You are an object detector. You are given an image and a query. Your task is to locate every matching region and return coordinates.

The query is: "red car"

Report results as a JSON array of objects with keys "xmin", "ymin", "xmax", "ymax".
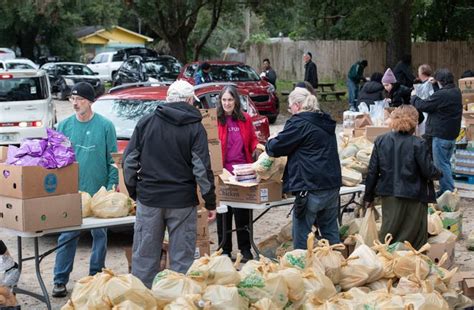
[
  {"xmin": 178, "ymin": 61, "xmax": 279, "ymax": 123},
  {"xmin": 92, "ymin": 82, "xmax": 270, "ymax": 152}
]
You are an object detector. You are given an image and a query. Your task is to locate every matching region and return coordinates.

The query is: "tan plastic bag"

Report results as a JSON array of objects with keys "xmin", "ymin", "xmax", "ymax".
[
  {"xmin": 357, "ymin": 208, "xmax": 379, "ymax": 248},
  {"xmin": 151, "ymin": 269, "xmax": 203, "ymax": 307},
  {"xmin": 426, "ymin": 253, "xmax": 458, "ymax": 293},
  {"xmin": 279, "ymin": 233, "xmax": 325, "ymax": 274},
  {"xmin": 302, "ymin": 269, "xmax": 337, "ymax": 305},
  {"xmin": 356, "ymin": 149, "xmax": 372, "ymax": 166},
  {"xmin": 393, "ymin": 242, "xmax": 431, "ymax": 280},
  {"xmin": 202, "ymin": 285, "xmax": 249, "ymax": 309},
  {"xmin": 341, "ymin": 167, "xmax": 362, "ymax": 187},
  {"xmin": 68, "ymin": 269, "xmax": 114, "ymax": 309},
  {"xmin": 252, "ymin": 152, "xmax": 287, "ymax": 181},
  {"xmin": 393, "ymin": 260, "xmax": 425, "ymax": 295},
  {"xmin": 402, "ymin": 282, "xmax": 449, "ymax": 310},
  {"xmin": 313, "ymin": 240, "xmax": 346, "ymax": 285},
  {"xmin": 237, "ymin": 269, "xmax": 288, "ymax": 308},
  {"xmin": 345, "ymin": 159, "xmax": 368, "ymax": 175},
  {"xmin": 277, "ymin": 267, "xmax": 305, "ymax": 303},
  {"xmin": 371, "ymin": 234, "xmax": 398, "ymax": 279},
  {"xmin": 249, "ymin": 298, "xmax": 278, "ymax": 310},
  {"xmin": 367, "ymin": 278, "xmax": 390, "ymax": 291},
  {"xmin": 365, "ymin": 280, "xmax": 405, "ymax": 309},
  {"xmin": 304, "ymin": 288, "xmax": 367, "ymax": 309},
  {"xmin": 187, "ymin": 251, "xmax": 241, "ymax": 286},
  {"xmin": 163, "ymin": 294, "xmax": 209, "ymax": 310},
  {"xmin": 347, "ymin": 235, "xmax": 384, "ymax": 284},
  {"xmin": 428, "ymin": 211, "xmax": 443, "ymax": 236},
  {"xmin": 80, "ymin": 191, "xmax": 92, "ymax": 218},
  {"xmin": 104, "ymin": 273, "xmax": 157, "ymax": 309},
  {"xmin": 90, "ymin": 186, "xmax": 131, "ymax": 218}
]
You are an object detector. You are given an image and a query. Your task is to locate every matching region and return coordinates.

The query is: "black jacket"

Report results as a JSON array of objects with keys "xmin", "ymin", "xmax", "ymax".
[
  {"xmin": 358, "ymin": 81, "xmax": 384, "ymax": 105},
  {"xmin": 123, "ymin": 101, "xmax": 216, "ymax": 210},
  {"xmin": 364, "ymin": 131, "xmax": 440, "ymax": 203},
  {"xmin": 387, "ymin": 83, "xmax": 411, "ymax": 107},
  {"xmin": 266, "ymin": 111, "xmax": 341, "ymax": 193},
  {"xmin": 411, "ymin": 84, "xmax": 463, "ymax": 140},
  {"xmin": 264, "ymin": 68, "xmax": 277, "ymax": 87},
  {"xmin": 393, "ymin": 61, "xmax": 415, "ymax": 88},
  {"xmin": 304, "ymin": 61, "xmax": 318, "ymax": 89}
]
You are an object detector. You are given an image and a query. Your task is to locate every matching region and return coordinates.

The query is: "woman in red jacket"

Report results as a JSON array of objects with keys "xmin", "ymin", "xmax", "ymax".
[{"xmin": 217, "ymin": 85, "xmax": 259, "ymax": 261}]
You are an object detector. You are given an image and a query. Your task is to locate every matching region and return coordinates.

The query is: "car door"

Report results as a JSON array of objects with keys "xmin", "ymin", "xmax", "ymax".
[{"xmin": 43, "ymin": 64, "xmax": 60, "ymax": 92}]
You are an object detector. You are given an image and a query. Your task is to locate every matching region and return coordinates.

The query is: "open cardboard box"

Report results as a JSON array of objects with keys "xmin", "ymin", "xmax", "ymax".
[
  {"xmin": 452, "ymin": 271, "xmax": 474, "ymax": 299},
  {"xmin": 426, "ymin": 241, "xmax": 455, "ymax": 268},
  {"xmin": 218, "ymin": 169, "xmax": 282, "ymax": 204}
]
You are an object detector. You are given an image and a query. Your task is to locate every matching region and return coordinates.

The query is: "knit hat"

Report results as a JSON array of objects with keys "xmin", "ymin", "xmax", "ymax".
[
  {"xmin": 71, "ymin": 82, "xmax": 95, "ymax": 102},
  {"xmin": 382, "ymin": 68, "xmax": 397, "ymax": 84},
  {"xmin": 166, "ymin": 80, "xmax": 195, "ymax": 102}
]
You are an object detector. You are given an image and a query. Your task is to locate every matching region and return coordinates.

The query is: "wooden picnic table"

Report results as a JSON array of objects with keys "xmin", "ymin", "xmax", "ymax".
[{"xmin": 280, "ymin": 81, "xmax": 346, "ymax": 101}]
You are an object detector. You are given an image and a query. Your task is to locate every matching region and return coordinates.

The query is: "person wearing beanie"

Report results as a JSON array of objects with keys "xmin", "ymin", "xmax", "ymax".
[
  {"xmin": 347, "ymin": 59, "xmax": 368, "ymax": 111},
  {"xmin": 123, "ymin": 80, "xmax": 216, "ymax": 288},
  {"xmin": 303, "ymin": 52, "xmax": 318, "ymax": 89},
  {"xmin": 52, "ymin": 82, "xmax": 118, "ymax": 298},
  {"xmin": 411, "ymin": 68, "xmax": 463, "ymax": 197}
]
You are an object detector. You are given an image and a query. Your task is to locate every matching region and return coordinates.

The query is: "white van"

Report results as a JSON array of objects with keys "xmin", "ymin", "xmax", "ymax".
[{"xmin": 0, "ymin": 69, "xmax": 56, "ymax": 145}]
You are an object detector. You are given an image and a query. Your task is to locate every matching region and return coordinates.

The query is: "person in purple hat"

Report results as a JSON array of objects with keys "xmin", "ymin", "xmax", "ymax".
[{"xmin": 382, "ymin": 68, "xmax": 411, "ymax": 107}]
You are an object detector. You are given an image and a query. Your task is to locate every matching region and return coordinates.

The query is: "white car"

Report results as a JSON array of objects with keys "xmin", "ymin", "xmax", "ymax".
[
  {"xmin": 0, "ymin": 58, "xmax": 38, "ymax": 70},
  {"xmin": 87, "ymin": 52, "xmax": 123, "ymax": 82},
  {"xmin": 0, "ymin": 70, "xmax": 56, "ymax": 145},
  {"xmin": 0, "ymin": 48, "xmax": 15, "ymax": 60}
]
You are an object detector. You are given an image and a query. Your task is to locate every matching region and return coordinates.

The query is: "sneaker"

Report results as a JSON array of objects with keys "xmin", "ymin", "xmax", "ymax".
[
  {"xmin": 52, "ymin": 283, "xmax": 68, "ymax": 298},
  {"xmin": 0, "ymin": 255, "xmax": 20, "ymax": 287}
]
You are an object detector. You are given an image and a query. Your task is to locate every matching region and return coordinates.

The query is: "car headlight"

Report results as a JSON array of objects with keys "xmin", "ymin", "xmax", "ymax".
[
  {"xmin": 64, "ymin": 78, "xmax": 75, "ymax": 86},
  {"xmin": 267, "ymin": 84, "xmax": 275, "ymax": 93}
]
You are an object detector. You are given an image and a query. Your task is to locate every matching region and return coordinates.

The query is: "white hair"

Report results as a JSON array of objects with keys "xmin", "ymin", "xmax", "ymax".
[
  {"xmin": 289, "ymin": 87, "xmax": 320, "ymax": 113},
  {"xmin": 166, "ymin": 80, "xmax": 195, "ymax": 102}
]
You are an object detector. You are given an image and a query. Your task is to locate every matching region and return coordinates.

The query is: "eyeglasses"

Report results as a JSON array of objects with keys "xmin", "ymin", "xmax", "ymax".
[{"xmin": 69, "ymin": 96, "xmax": 87, "ymax": 102}]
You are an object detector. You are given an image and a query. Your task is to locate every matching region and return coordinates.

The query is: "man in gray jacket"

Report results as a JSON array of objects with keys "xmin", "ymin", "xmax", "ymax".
[{"xmin": 123, "ymin": 80, "xmax": 216, "ymax": 288}]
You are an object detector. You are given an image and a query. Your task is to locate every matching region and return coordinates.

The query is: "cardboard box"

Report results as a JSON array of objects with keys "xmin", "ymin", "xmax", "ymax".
[
  {"xmin": 452, "ymin": 271, "xmax": 474, "ymax": 299},
  {"xmin": 0, "ymin": 146, "xmax": 7, "ymax": 162},
  {"xmin": 197, "ymin": 208, "xmax": 209, "ymax": 240},
  {"xmin": 426, "ymin": 241, "xmax": 455, "ymax": 268},
  {"xmin": 0, "ymin": 163, "xmax": 79, "ymax": 199},
  {"xmin": 466, "ymin": 124, "xmax": 474, "ymax": 141},
  {"xmin": 353, "ymin": 128, "xmax": 365, "ymax": 138},
  {"xmin": 200, "ymin": 109, "xmax": 218, "ymax": 140},
  {"xmin": 0, "ymin": 193, "xmax": 82, "ymax": 232},
  {"xmin": 442, "ymin": 211, "xmax": 463, "ymax": 240},
  {"xmin": 218, "ymin": 177, "xmax": 282, "ymax": 204},
  {"xmin": 354, "ymin": 114, "xmax": 373, "ymax": 129},
  {"xmin": 208, "ymin": 139, "xmax": 223, "ymax": 175},
  {"xmin": 463, "ymin": 111, "xmax": 474, "ymax": 126},
  {"xmin": 459, "ymin": 78, "xmax": 474, "ymax": 107},
  {"xmin": 365, "ymin": 126, "xmax": 391, "ymax": 143},
  {"xmin": 195, "ymin": 238, "xmax": 210, "ymax": 258}
]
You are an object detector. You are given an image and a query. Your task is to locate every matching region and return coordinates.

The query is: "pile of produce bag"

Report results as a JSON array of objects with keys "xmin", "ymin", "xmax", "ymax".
[
  {"xmin": 87, "ymin": 186, "xmax": 134, "ymax": 218},
  {"xmin": 6, "ymin": 128, "xmax": 75, "ymax": 168}
]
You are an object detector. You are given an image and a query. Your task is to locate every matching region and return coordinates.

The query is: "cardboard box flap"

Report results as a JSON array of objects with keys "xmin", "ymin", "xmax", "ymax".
[
  {"xmin": 452, "ymin": 271, "xmax": 474, "ymax": 283},
  {"xmin": 464, "ymin": 111, "xmax": 474, "ymax": 120},
  {"xmin": 219, "ymin": 169, "xmax": 259, "ymax": 187},
  {"xmin": 466, "ymin": 279, "xmax": 474, "ymax": 288}
]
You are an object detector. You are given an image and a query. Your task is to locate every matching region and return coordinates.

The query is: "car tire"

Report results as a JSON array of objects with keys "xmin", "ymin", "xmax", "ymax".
[{"xmin": 268, "ymin": 115, "xmax": 278, "ymax": 124}]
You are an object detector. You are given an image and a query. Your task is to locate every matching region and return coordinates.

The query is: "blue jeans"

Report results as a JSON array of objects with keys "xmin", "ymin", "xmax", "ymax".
[
  {"xmin": 432, "ymin": 137, "xmax": 456, "ymax": 196},
  {"xmin": 53, "ymin": 228, "xmax": 107, "ymax": 285},
  {"xmin": 347, "ymin": 79, "xmax": 359, "ymax": 110},
  {"xmin": 292, "ymin": 188, "xmax": 340, "ymax": 249}
]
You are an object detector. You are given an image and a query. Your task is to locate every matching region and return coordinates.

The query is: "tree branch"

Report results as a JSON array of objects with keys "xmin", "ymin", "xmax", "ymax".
[{"xmin": 193, "ymin": 0, "xmax": 224, "ymax": 60}]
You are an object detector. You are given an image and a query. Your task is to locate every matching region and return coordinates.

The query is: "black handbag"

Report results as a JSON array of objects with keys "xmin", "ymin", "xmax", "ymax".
[{"xmin": 293, "ymin": 191, "xmax": 308, "ymax": 219}]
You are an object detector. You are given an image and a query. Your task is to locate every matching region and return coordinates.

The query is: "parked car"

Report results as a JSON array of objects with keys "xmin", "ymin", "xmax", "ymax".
[
  {"xmin": 93, "ymin": 82, "xmax": 270, "ymax": 152},
  {"xmin": 112, "ymin": 55, "xmax": 182, "ymax": 87},
  {"xmin": 0, "ymin": 58, "xmax": 38, "ymax": 70},
  {"xmin": 40, "ymin": 62, "xmax": 105, "ymax": 100},
  {"xmin": 0, "ymin": 69, "xmax": 56, "ymax": 145},
  {"xmin": 178, "ymin": 61, "xmax": 279, "ymax": 123},
  {"xmin": 0, "ymin": 48, "xmax": 16, "ymax": 60},
  {"xmin": 88, "ymin": 51, "xmax": 123, "ymax": 82}
]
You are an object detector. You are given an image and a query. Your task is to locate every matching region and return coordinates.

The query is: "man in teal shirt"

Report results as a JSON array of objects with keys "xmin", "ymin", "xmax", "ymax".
[{"xmin": 52, "ymin": 82, "xmax": 118, "ymax": 298}]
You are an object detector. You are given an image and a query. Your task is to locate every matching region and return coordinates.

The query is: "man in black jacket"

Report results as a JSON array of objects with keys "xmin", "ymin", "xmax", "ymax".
[
  {"xmin": 411, "ymin": 68, "xmax": 462, "ymax": 196},
  {"xmin": 303, "ymin": 52, "xmax": 318, "ymax": 89},
  {"xmin": 266, "ymin": 87, "xmax": 341, "ymax": 248},
  {"xmin": 123, "ymin": 80, "xmax": 216, "ymax": 288}
]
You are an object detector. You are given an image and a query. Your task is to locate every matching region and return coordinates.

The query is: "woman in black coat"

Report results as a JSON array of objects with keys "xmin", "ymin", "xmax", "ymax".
[{"xmin": 358, "ymin": 72, "xmax": 384, "ymax": 105}]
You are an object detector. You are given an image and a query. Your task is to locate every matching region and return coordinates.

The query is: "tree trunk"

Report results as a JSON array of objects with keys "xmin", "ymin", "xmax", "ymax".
[
  {"xmin": 18, "ymin": 30, "xmax": 37, "ymax": 59},
  {"xmin": 168, "ymin": 36, "xmax": 188, "ymax": 64},
  {"xmin": 386, "ymin": 0, "xmax": 413, "ymax": 68}
]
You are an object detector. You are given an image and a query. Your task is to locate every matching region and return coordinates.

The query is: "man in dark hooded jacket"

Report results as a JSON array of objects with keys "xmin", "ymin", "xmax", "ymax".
[
  {"xmin": 411, "ymin": 68, "xmax": 462, "ymax": 196},
  {"xmin": 266, "ymin": 87, "xmax": 341, "ymax": 248},
  {"xmin": 358, "ymin": 72, "xmax": 384, "ymax": 105},
  {"xmin": 393, "ymin": 54, "xmax": 416, "ymax": 88},
  {"xmin": 123, "ymin": 80, "xmax": 216, "ymax": 288}
]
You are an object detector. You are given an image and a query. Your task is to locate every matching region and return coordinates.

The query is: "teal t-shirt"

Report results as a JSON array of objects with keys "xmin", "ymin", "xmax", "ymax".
[{"xmin": 58, "ymin": 113, "xmax": 118, "ymax": 196}]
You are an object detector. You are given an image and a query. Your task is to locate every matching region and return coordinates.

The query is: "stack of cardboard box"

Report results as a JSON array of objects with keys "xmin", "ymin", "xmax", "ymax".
[
  {"xmin": 0, "ymin": 146, "xmax": 82, "ymax": 232},
  {"xmin": 459, "ymin": 77, "xmax": 474, "ymax": 110},
  {"xmin": 342, "ymin": 112, "xmax": 391, "ymax": 142}
]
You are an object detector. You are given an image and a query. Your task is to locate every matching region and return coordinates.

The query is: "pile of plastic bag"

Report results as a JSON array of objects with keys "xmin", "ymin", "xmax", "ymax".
[
  {"xmin": 81, "ymin": 186, "xmax": 134, "ymax": 218},
  {"xmin": 339, "ymin": 136, "xmax": 374, "ymax": 186},
  {"xmin": 427, "ymin": 191, "xmax": 462, "ymax": 243},
  {"xmin": 63, "ymin": 231, "xmax": 473, "ymax": 309},
  {"xmin": 6, "ymin": 128, "xmax": 75, "ymax": 168}
]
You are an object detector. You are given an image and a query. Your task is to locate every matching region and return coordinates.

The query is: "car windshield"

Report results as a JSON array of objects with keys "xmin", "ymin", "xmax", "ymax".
[
  {"xmin": 57, "ymin": 64, "xmax": 94, "ymax": 76},
  {"xmin": 187, "ymin": 64, "xmax": 260, "ymax": 82},
  {"xmin": 144, "ymin": 59, "xmax": 182, "ymax": 82},
  {"xmin": 92, "ymin": 99, "xmax": 165, "ymax": 138},
  {"xmin": 0, "ymin": 76, "xmax": 49, "ymax": 101}
]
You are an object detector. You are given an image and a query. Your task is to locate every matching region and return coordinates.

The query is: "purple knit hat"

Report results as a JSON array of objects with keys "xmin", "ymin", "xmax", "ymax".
[{"xmin": 382, "ymin": 68, "xmax": 397, "ymax": 84}]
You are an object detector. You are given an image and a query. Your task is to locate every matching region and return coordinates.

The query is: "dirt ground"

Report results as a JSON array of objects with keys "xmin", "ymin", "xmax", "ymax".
[{"xmin": 0, "ymin": 99, "xmax": 472, "ymax": 309}]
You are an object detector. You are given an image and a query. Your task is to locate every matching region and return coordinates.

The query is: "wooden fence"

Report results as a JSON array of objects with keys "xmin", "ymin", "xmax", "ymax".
[{"xmin": 245, "ymin": 39, "xmax": 474, "ymax": 83}]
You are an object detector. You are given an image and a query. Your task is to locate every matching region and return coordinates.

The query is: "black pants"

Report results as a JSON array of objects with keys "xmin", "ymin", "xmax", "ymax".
[
  {"xmin": 0, "ymin": 240, "xmax": 7, "ymax": 255},
  {"xmin": 216, "ymin": 207, "xmax": 251, "ymax": 253}
]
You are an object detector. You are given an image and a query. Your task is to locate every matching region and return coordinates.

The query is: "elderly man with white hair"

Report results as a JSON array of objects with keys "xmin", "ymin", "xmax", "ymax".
[
  {"xmin": 266, "ymin": 87, "xmax": 342, "ymax": 249},
  {"xmin": 123, "ymin": 80, "xmax": 217, "ymax": 287}
]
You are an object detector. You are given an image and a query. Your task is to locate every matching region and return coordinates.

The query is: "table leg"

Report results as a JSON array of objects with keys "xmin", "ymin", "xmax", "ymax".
[
  {"xmin": 246, "ymin": 210, "xmax": 261, "ymax": 259},
  {"xmin": 217, "ymin": 211, "xmax": 227, "ymax": 251}
]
